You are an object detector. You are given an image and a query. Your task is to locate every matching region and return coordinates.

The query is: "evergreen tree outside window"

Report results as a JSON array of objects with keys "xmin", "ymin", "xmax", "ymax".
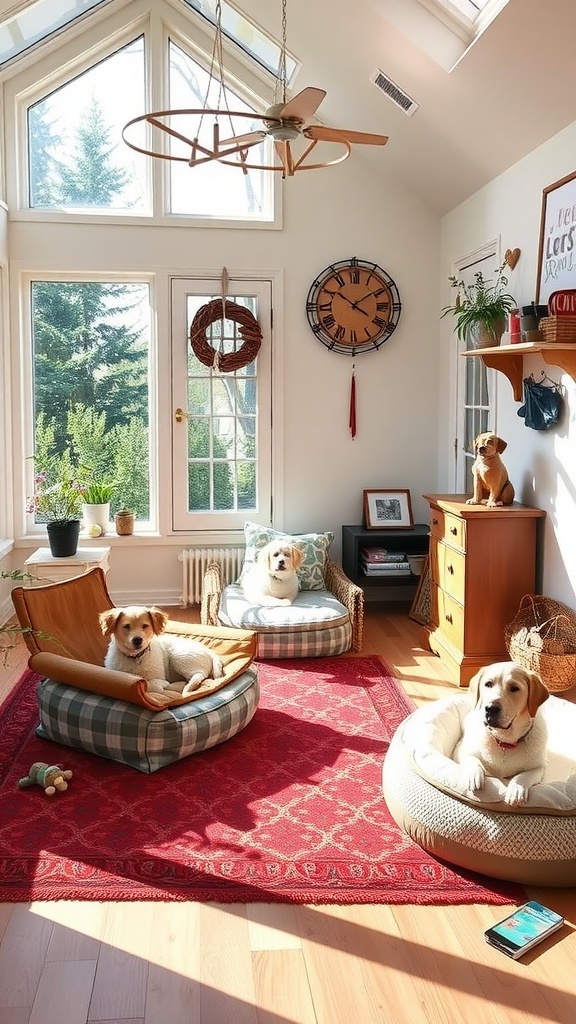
[
  {"xmin": 27, "ymin": 37, "xmax": 147, "ymax": 212},
  {"xmin": 30, "ymin": 281, "xmax": 152, "ymax": 524}
]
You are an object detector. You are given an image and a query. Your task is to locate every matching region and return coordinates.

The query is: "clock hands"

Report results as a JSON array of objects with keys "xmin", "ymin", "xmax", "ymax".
[
  {"xmin": 322, "ymin": 288, "xmax": 371, "ymax": 317},
  {"xmin": 351, "ymin": 287, "xmax": 388, "ymax": 310}
]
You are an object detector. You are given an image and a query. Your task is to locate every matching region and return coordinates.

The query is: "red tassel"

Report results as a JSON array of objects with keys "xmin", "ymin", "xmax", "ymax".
[{"xmin": 349, "ymin": 368, "xmax": 357, "ymax": 439}]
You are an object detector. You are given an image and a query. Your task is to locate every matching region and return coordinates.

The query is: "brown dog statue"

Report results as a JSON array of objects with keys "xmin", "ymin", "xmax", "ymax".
[{"xmin": 467, "ymin": 432, "xmax": 515, "ymax": 507}]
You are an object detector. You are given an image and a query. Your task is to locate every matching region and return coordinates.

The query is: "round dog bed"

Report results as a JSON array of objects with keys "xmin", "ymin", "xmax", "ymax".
[
  {"xmin": 36, "ymin": 667, "xmax": 260, "ymax": 773},
  {"xmin": 382, "ymin": 693, "xmax": 576, "ymax": 886}
]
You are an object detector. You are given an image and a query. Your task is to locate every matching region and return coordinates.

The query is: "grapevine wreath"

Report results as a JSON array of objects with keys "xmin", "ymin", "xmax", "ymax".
[{"xmin": 190, "ymin": 298, "xmax": 262, "ymax": 372}]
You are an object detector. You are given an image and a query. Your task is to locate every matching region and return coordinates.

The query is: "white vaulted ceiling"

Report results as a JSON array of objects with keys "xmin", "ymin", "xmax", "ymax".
[{"xmin": 1, "ymin": 0, "xmax": 574, "ymax": 215}]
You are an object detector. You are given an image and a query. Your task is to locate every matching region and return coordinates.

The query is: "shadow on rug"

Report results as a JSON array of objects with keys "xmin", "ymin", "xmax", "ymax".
[{"xmin": 0, "ymin": 655, "xmax": 523, "ymax": 904}]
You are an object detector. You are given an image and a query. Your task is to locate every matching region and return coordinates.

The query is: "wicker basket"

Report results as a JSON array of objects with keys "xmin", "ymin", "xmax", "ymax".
[
  {"xmin": 505, "ymin": 594, "xmax": 576, "ymax": 692},
  {"xmin": 114, "ymin": 511, "xmax": 135, "ymax": 536},
  {"xmin": 539, "ymin": 315, "xmax": 576, "ymax": 343}
]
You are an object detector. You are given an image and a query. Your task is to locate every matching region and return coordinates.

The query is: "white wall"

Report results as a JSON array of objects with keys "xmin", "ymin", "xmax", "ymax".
[
  {"xmin": 440, "ymin": 121, "xmax": 576, "ymax": 607},
  {"xmin": 5, "ymin": 149, "xmax": 442, "ymax": 606}
]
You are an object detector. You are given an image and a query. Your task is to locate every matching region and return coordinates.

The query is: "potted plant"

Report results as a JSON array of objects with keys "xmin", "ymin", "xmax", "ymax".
[
  {"xmin": 440, "ymin": 259, "xmax": 517, "ymax": 348},
  {"xmin": 81, "ymin": 478, "xmax": 115, "ymax": 537},
  {"xmin": 27, "ymin": 462, "xmax": 84, "ymax": 557}
]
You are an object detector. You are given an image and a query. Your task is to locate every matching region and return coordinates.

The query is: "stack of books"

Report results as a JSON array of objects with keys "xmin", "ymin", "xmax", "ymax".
[{"xmin": 359, "ymin": 547, "xmax": 411, "ymax": 577}]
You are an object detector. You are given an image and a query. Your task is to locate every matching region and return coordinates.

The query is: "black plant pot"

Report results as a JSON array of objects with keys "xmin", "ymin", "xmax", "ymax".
[{"xmin": 46, "ymin": 520, "xmax": 81, "ymax": 557}]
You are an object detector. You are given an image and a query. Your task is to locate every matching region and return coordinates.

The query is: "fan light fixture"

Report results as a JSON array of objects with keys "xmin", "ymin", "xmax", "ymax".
[{"xmin": 122, "ymin": 0, "xmax": 389, "ymax": 178}]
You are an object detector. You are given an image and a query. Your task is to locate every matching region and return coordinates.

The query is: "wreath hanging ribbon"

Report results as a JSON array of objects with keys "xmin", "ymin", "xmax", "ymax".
[{"xmin": 190, "ymin": 299, "xmax": 263, "ymax": 373}]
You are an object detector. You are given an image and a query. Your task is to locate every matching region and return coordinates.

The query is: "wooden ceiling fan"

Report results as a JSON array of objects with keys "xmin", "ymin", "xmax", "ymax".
[{"xmin": 122, "ymin": 0, "xmax": 389, "ymax": 177}]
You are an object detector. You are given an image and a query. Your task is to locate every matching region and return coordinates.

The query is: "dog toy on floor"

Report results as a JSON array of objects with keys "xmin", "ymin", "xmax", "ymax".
[{"xmin": 18, "ymin": 761, "xmax": 73, "ymax": 795}]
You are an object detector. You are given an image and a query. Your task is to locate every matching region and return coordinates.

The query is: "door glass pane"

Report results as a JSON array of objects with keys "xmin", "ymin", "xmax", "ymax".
[{"xmin": 186, "ymin": 293, "xmax": 258, "ymax": 515}]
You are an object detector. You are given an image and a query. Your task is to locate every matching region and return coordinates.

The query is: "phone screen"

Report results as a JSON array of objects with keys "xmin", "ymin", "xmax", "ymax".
[{"xmin": 485, "ymin": 902, "xmax": 564, "ymax": 957}]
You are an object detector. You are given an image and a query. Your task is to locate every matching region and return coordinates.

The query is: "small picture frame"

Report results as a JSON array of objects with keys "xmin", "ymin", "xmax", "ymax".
[{"xmin": 363, "ymin": 489, "xmax": 414, "ymax": 530}]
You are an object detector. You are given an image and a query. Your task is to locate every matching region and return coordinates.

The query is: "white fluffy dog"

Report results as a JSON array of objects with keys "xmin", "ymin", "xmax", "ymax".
[
  {"xmin": 99, "ymin": 605, "xmax": 224, "ymax": 697},
  {"xmin": 241, "ymin": 540, "xmax": 304, "ymax": 606}
]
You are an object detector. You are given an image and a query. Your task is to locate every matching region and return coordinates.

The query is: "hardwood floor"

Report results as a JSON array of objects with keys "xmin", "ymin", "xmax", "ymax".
[{"xmin": 1, "ymin": 602, "xmax": 576, "ymax": 1024}]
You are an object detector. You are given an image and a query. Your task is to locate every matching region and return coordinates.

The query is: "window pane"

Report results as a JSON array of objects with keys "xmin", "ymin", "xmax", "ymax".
[
  {"xmin": 30, "ymin": 281, "xmax": 151, "ymax": 522},
  {"xmin": 186, "ymin": 292, "xmax": 258, "ymax": 514},
  {"xmin": 28, "ymin": 38, "xmax": 147, "ymax": 212},
  {"xmin": 168, "ymin": 40, "xmax": 273, "ymax": 219}
]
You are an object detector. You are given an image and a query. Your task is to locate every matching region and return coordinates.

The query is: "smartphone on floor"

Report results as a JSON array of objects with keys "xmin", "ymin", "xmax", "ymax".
[{"xmin": 484, "ymin": 901, "xmax": 564, "ymax": 960}]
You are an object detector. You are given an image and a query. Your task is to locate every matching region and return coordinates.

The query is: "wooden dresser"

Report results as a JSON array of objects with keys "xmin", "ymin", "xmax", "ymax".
[{"xmin": 423, "ymin": 494, "xmax": 545, "ymax": 687}]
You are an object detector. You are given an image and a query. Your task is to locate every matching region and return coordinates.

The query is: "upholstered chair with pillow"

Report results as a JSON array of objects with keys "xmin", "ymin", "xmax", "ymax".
[
  {"xmin": 12, "ymin": 568, "xmax": 259, "ymax": 772},
  {"xmin": 201, "ymin": 522, "xmax": 364, "ymax": 657}
]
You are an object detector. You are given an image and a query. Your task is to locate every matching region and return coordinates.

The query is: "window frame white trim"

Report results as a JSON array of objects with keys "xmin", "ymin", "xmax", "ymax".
[
  {"xmin": 169, "ymin": 268, "xmax": 284, "ymax": 534},
  {"xmin": 13, "ymin": 266, "xmax": 159, "ymax": 541},
  {"xmin": 3, "ymin": 0, "xmax": 282, "ymax": 229},
  {"xmin": 449, "ymin": 238, "xmax": 501, "ymax": 491}
]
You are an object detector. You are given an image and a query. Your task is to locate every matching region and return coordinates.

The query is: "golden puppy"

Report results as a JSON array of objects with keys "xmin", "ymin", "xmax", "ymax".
[
  {"xmin": 241, "ymin": 540, "xmax": 304, "ymax": 606},
  {"xmin": 467, "ymin": 432, "xmax": 515, "ymax": 507},
  {"xmin": 100, "ymin": 605, "xmax": 224, "ymax": 697},
  {"xmin": 453, "ymin": 661, "xmax": 549, "ymax": 806}
]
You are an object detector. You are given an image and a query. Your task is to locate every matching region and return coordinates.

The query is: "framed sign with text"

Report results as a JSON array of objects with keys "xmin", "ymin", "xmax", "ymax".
[{"xmin": 536, "ymin": 170, "xmax": 576, "ymax": 303}]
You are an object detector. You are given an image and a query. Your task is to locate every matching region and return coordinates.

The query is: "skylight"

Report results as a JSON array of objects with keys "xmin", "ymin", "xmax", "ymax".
[
  {"xmin": 0, "ymin": 0, "xmax": 298, "ymax": 86},
  {"xmin": 182, "ymin": 1, "xmax": 297, "ymax": 84},
  {"xmin": 0, "ymin": 0, "xmax": 112, "ymax": 67}
]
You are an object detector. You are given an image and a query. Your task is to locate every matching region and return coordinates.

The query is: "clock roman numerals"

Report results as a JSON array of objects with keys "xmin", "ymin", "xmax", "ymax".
[{"xmin": 306, "ymin": 257, "xmax": 402, "ymax": 355}]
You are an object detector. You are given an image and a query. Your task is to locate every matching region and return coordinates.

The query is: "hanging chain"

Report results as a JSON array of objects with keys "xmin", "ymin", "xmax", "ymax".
[
  {"xmin": 274, "ymin": 0, "xmax": 288, "ymax": 106},
  {"xmin": 199, "ymin": 0, "xmax": 236, "ymax": 136}
]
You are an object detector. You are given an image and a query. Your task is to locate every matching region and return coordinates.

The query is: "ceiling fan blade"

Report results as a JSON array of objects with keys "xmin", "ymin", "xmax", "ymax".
[
  {"xmin": 280, "ymin": 87, "xmax": 327, "ymax": 122},
  {"xmin": 218, "ymin": 130, "xmax": 266, "ymax": 148},
  {"xmin": 305, "ymin": 125, "xmax": 389, "ymax": 146},
  {"xmin": 275, "ymin": 140, "xmax": 292, "ymax": 177}
]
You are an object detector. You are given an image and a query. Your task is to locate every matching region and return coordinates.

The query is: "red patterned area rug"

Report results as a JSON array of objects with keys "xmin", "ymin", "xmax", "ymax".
[{"xmin": 0, "ymin": 657, "xmax": 521, "ymax": 904}]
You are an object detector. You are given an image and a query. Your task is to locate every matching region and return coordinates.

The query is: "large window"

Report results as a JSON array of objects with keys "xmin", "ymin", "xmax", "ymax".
[
  {"xmin": 171, "ymin": 278, "xmax": 273, "ymax": 531},
  {"xmin": 20, "ymin": 18, "xmax": 276, "ymax": 222},
  {"xmin": 27, "ymin": 38, "xmax": 147, "ymax": 213},
  {"xmin": 168, "ymin": 40, "xmax": 273, "ymax": 219},
  {"xmin": 28, "ymin": 280, "xmax": 152, "ymax": 527}
]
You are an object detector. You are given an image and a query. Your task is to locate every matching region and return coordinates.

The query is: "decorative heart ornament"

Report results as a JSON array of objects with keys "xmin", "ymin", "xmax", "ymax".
[{"xmin": 504, "ymin": 247, "xmax": 520, "ymax": 270}]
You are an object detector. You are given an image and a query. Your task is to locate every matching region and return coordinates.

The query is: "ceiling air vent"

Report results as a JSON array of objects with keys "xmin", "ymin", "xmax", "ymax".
[{"xmin": 370, "ymin": 69, "xmax": 419, "ymax": 116}]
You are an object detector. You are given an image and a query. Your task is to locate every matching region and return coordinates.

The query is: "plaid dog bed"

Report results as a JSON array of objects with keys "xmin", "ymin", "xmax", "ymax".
[
  {"xmin": 218, "ymin": 585, "xmax": 352, "ymax": 658},
  {"xmin": 35, "ymin": 667, "xmax": 259, "ymax": 773}
]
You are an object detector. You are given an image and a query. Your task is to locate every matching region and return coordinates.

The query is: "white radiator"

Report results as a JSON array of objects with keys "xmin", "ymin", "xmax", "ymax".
[{"xmin": 179, "ymin": 546, "xmax": 245, "ymax": 605}]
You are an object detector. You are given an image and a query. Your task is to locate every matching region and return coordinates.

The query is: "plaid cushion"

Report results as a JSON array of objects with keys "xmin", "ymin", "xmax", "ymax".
[
  {"xmin": 254, "ymin": 622, "xmax": 352, "ymax": 659},
  {"xmin": 218, "ymin": 585, "xmax": 352, "ymax": 657},
  {"xmin": 36, "ymin": 667, "xmax": 259, "ymax": 773}
]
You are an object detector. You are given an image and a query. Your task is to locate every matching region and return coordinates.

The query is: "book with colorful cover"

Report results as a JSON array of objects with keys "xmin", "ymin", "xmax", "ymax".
[{"xmin": 360, "ymin": 547, "xmax": 406, "ymax": 563}]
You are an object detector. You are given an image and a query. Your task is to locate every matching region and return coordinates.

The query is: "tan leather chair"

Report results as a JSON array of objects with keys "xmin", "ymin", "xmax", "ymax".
[{"xmin": 12, "ymin": 567, "xmax": 257, "ymax": 711}]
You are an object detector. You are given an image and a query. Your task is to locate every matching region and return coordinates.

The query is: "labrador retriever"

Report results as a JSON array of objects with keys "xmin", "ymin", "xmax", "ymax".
[{"xmin": 453, "ymin": 661, "xmax": 549, "ymax": 806}]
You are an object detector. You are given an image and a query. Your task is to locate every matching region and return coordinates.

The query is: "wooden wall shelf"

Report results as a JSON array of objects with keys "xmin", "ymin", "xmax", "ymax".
[{"xmin": 462, "ymin": 342, "xmax": 576, "ymax": 400}]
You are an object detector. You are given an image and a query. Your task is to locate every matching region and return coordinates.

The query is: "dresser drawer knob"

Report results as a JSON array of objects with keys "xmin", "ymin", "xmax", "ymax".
[
  {"xmin": 450, "ymin": 526, "xmax": 457, "ymax": 535},
  {"xmin": 447, "ymin": 564, "xmax": 454, "ymax": 574},
  {"xmin": 432, "ymin": 517, "xmax": 439, "ymax": 525},
  {"xmin": 445, "ymin": 613, "xmax": 453, "ymax": 624}
]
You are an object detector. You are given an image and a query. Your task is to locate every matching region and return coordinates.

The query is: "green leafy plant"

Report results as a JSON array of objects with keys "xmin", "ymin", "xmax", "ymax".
[
  {"xmin": 0, "ymin": 569, "xmax": 56, "ymax": 666},
  {"xmin": 27, "ymin": 464, "xmax": 85, "ymax": 522},
  {"xmin": 440, "ymin": 259, "xmax": 517, "ymax": 341},
  {"xmin": 82, "ymin": 480, "xmax": 115, "ymax": 504}
]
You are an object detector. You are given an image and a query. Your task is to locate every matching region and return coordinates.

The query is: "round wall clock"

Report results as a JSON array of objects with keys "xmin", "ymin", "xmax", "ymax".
[{"xmin": 306, "ymin": 256, "xmax": 402, "ymax": 355}]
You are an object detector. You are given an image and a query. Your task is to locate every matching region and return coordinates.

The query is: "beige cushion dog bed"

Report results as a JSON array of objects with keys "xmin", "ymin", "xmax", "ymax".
[{"xmin": 383, "ymin": 694, "xmax": 576, "ymax": 886}]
